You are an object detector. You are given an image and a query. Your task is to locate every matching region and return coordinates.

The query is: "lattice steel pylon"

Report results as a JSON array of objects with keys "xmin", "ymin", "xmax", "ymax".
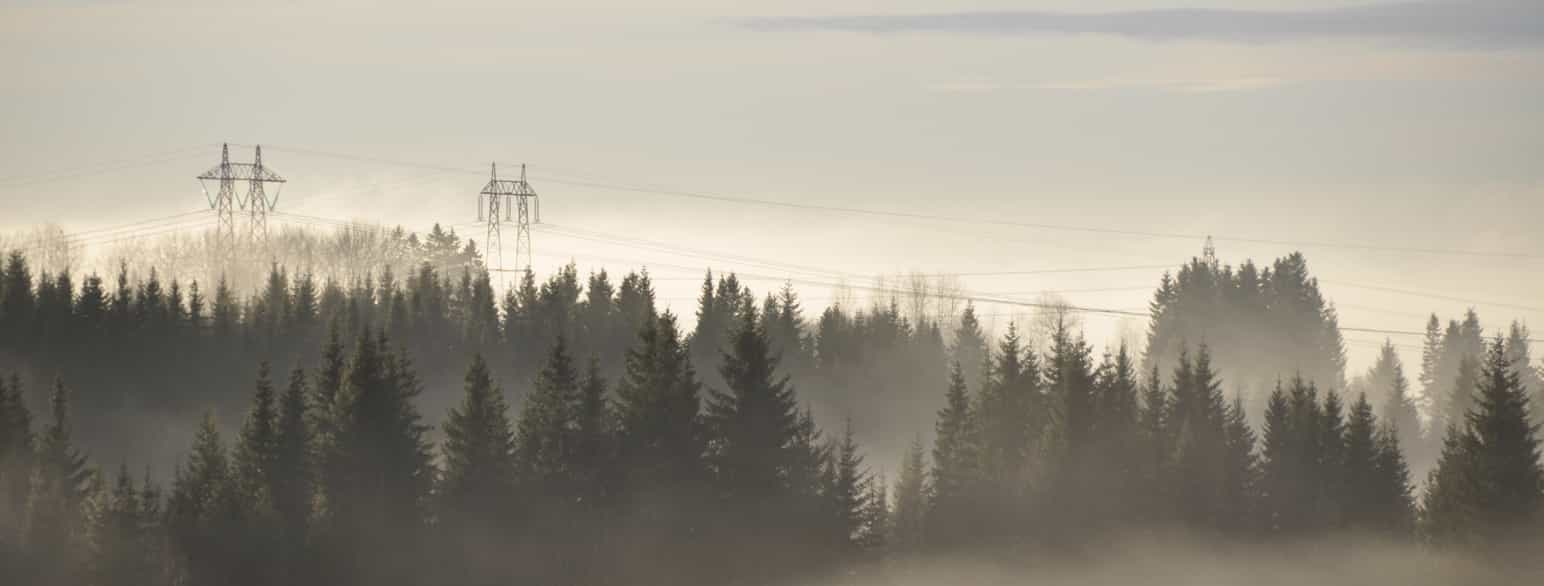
[
  {"xmin": 1202, "ymin": 235, "xmax": 1219, "ymax": 270},
  {"xmin": 197, "ymin": 144, "xmax": 240, "ymax": 253},
  {"xmin": 198, "ymin": 144, "xmax": 286, "ymax": 255},
  {"xmin": 478, "ymin": 162, "xmax": 540, "ymax": 274},
  {"xmin": 243, "ymin": 145, "xmax": 286, "ymax": 248}
]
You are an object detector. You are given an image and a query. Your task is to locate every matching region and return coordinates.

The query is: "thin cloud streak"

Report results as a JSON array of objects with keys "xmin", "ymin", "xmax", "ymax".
[
  {"xmin": 924, "ymin": 77, "xmax": 1290, "ymax": 95},
  {"xmin": 745, "ymin": 1, "xmax": 1544, "ymax": 48}
]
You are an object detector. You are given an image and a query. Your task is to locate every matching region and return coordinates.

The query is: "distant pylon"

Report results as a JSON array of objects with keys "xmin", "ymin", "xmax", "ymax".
[
  {"xmin": 1202, "ymin": 235, "xmax": 1218, "ymax": 269},
  {"xmin": 198, "ymin": 144, "xmax": 286, "ymax": 255},
  {"xmin": 244, "ymin": 145, "xmax": 286, "ymax": 248},
  {"xmin": 478, "ymin": 162, "xmax": 540, "ymax": 274},
  {"xmin": 197, "ymin": 144, "xmax": 239, "ymax": 254}
]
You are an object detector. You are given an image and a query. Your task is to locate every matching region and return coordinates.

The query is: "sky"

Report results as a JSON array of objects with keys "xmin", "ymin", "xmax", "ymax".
[{"xmin": 2, "ymin": 0, "xmax": 1542, "ymax": 377}]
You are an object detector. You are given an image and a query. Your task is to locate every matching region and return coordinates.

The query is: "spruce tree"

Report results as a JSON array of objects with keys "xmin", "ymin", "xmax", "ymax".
[
  {"xmin": 1502, "ymin": 321, "xmax": 1544, "ymax": 427},
  {"xmin": 1137, "ymin": 365, "xmax": 1169, "ymax": 519},
  {"xmin": 614, "ymin": 312, "xmax": 706, "ymax": 503},
  {"xmin": 859, "ymin": 472, "xmax": 890, "ymax": 551},
  {"xmin": 974, "ymin": 324, "xmax": 1041, "ymax": 502},
  {"xmin": 515, "ymin": 338, "xmax": 580, "ymax": 497},
  {"xmin": 890, "ymin": 434, "xmax": 927, "ymax": 550},
  {"xmin": 928, "ymin": 361, "xmax": 976, "ymax": 540},
  {"xmin": 572, "ymin": 357, "xmax": 614, "ymax": 503},
  {"xmin": 1378, "ymin": 349, "xmax": 1423, "ymax": 463},
  {"xmin": 440, "ymin": 353, "xmax": 516, "ymax": 523},
  {"xmin": 1167, "ymin": 347, "xmax": 1229, "ymax": 529},
  {"xmin": 1220, "ymin": 394, "xmax": 1258, "ymax": 533},
  {"xmin": 272, "ymin": 367, "xmax": 312, "ymax": 538},
  {"xmin": 1258, "ymin": 382, "xmax": 1294, "ymax": 534},
  {"xmin": 1422, "ymin": 337, "xmax": 1544, "ymax": 544},
  {"xmin": 1372, "ymin": 423, "xmax": 1415, "ymax": 536},
  {"xmin": 27, "ymin": 378, "xmax": 93, "ymax": 571},
  {"xmin": 317, "ymin": 329, "xmax": 434, "ymax": 584},
  {"xmin": 91, "ymin": 464, "xmax": 159, "ymax": 586},
  {"xmin": 0, "ymin": 373, "xmax": 32, "ymax": 536},
  {"xmin": 1318, "ymin": 389, "xmax": 1348, "ymax": 527},
  {"xmin": 0, "ymin": 252, "xmax": 35, "ymax": 352},
  {"xmin": 1442, "ymin": 355, "xmax": 1481, "ymax": 440},
  {"xmin": 1466, "ymin": 337, "xmax": 1544, "ymax": 531},
  {"xmin": 951, "ymin": 304, "xmax": 988, "ymax": 391},
  {"xmin": 1422, "ymin": 424, "xmax": 1478, "ymax": 545},
  {"xmin": 825, "ymin": 419, "xmax": 870, "ymax": 548},
  {"xmin": 167, "ymin": 414, "xmax": 238, "ymax": 585},
  {"xmin": 233, "ymin": 363, "xmax": 280, "ymax": 513},
  {"xmin": 1342, "ymin": 393, "xmax": 1383, "ymax": 531},
  {"xmin": 705, "ymin": 308, "xmax": 801, "ymax": 504}
]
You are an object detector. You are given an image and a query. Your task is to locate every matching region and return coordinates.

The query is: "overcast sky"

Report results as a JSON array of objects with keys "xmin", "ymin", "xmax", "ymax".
[{"xmin": 2, "ymin": 0, "xmax": 1542, "ymax": 376}]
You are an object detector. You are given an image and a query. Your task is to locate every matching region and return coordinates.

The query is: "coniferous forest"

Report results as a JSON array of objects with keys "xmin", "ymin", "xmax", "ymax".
[{"xmin": 0, "ymin": 243, "xmax": 1542, "ymax": 586}]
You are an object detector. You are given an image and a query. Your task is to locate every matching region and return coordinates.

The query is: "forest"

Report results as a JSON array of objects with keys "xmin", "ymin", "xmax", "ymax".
[{"xmin": 0, "ymin": 232, "xmax": 1541, "ymax": 585}]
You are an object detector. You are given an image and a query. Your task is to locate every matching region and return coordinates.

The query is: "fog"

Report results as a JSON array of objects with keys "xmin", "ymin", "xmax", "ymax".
[
  {"xmin": 5, "ymin": 1, "xmax": 1544, "ymax": 585},
  {"xmin": 802, "ymin": 535, "xmax": 1543, "ymax": 586}
]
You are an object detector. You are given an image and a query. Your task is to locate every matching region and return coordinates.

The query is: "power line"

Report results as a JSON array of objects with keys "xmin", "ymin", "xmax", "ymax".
[
  {"xmin": 1323, "ymin": 280, "xmax": 1544, "ymax": 314},
  {"xmin": 0, "ymin": 145, "xmax": 209, "ymax": 188},
  {"xmin": 943, "ymin": 265, "xmax": 1172, "ymax": 277},
  {"xmin": 542, "ymin": 223, "xmax": 859, "ymax": 281},
  {"xmin": 250, "ymin": 144, "xmax": 1543, "ymax": 262},
  {"xmin": 12, "ymin": 211, "xmax": 215, "ymax": 254}
]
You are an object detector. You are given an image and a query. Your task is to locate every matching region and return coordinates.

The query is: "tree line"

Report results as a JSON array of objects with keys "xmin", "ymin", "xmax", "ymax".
[{"xmin": 0, "ymin": 247, "xmax": 1541, "ymax": 584}]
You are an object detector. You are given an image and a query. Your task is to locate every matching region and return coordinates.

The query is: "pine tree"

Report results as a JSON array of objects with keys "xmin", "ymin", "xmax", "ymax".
[
  {"xmin": 826, "ymin": 419, "xmax": 870, "ymax": 548},
  {"xmin": 1372, "ymin": 423, "xmax": 1415, "ymax": 536},
  {"xmin": 1258, "ymin": 382, "xmax": 1294, "ymax": 534},
  {"xmin": 1502, "ymin": 321, "xmax": 1544, "ymax": 427},
  {"xmin": 1137, "ymin": 365, "xmax": 1169, "ymax": 520},
  {"xmin": 167, "ymin": 414, "xmax": 237, "ymax": 585},
  {"xmin": 0, "ymin": 373, "xmax": 33, "ymax": 536},
  {"xmin": 952, "ymin": 303, "xmax": 988, "ymax": 391},
  {"xmin": 1419, "ymin": 314, "xmax": 1444, "ymax": 403},
  {"xmin": 1045, "ymin": 317, "xmax": 1097, "ymax": 459},
  {"xmin": 1167, "ymin": 347, "xmax": 1229, "ymax": 529},
  {"xmin": 272, "ymin": 367, "xmax": 312, "ymax": 539},
  {"xmin": 233, "ymin": 363, "xmax": 280, "ymax": 513},
  {"xmin": 1422, "ymin": 337, "xmax": 1544, "ymax": 545},
  {"xmin": 1342, "ymin": 393, "xmax": 1383, "ymax": 531},
  {"xmin": 0, "ymin": 252, "xmax": 35, "ymax": 352},
  {"xmin": 440, "ymin": 353, "xmax": 516, "ymax": 522},
  {"xmin": 974, "ymin": 324, "xmax": 1041, "ymax": 501},
  {"xmin": 859, "ymin": 472, "xmax": 890, "ymax": 551},
  {"xmin": 1467, "ymin": 337, "xmax": 1544, "ymax": 530},
  {"xmin": 1318, "ymin": 388, "xmax": 1348, "ymax": 527},
  {"xmin": 515, "ymin": 338, "xmax": 580, "ymax": 497},
  {"xmin": 890, "ymin": 434, "xmax": 927, "ymax": 550},
  {"xmin": 1422, "ymin": 424, "xmax": 1478, "ymax": 545},
  {"xmin": 317, "ymin": 329, "xmax": 434, "ymax": 584},
  {"xmin": 1378, "ymin": 347, "xmax": 1423, "ymax": 462},
  {"xmin": 27, "ymin": 378, "xmax": 93, "ymax": 573},
  {"xmin": 572, "ymin": 357, "xmax": 614, "ymax": 504},
  {"xmin": 91, "ymin": 464, "xmax": 159, "ymax": 586},
  {"xmin": 1442, "ymin": 355, "xmax": 1481, "ymax": 439},
  {"xmin": 614, "ymin": 312, "xmax": 706, "ymax": 503},
  {"xmin": 928, "ymin": 361, "xmax": 976, "ymax": 540},
  {"xmin": 705, "ymin": 308, "xmax": 801, "ymax": 504},
  {"xmin": 1220, "ymin": 394, "xmax": 1258, "ymax": 533}
]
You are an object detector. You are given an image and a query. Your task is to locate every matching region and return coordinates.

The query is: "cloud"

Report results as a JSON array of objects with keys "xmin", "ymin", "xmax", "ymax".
[
  {"xmin": 925, "ymin": 77, "xmax": 1289, "ymax": 95},
  {"xmin": 744, "ymin": 1, "xmax": 1544, "ymax": 48}
]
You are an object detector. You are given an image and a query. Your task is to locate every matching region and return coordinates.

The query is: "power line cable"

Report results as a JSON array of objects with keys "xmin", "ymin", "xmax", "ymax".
[{"xmin": 248, "ymin": 144, "xmax": 1542, "ymax": 261}]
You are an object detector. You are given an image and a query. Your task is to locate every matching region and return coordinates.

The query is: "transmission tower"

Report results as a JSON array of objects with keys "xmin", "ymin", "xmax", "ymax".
[
  {"xmin": 197, "ymin": 144, "xmax": 240, "ymax": 253},
  {"xmin": 478, "ymin": 162, "xmax": 540, "ymax": 274},
  {"xmin": 198, "ymin": 144, "xmax": 286, "ymax": 254},
  {"xmin": 1202, "ymin": 235, "xmax": 1218, "ymax": 269},
  {"xmin": 243, "ymin": 145, "xmax": 286, "ymax": 248}
]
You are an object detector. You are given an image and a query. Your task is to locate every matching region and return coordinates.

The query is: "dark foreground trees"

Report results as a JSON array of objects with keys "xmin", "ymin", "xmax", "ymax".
[{"xmin": 0, "ymin": 248, "xmax": 1542, "ymax": 585}]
